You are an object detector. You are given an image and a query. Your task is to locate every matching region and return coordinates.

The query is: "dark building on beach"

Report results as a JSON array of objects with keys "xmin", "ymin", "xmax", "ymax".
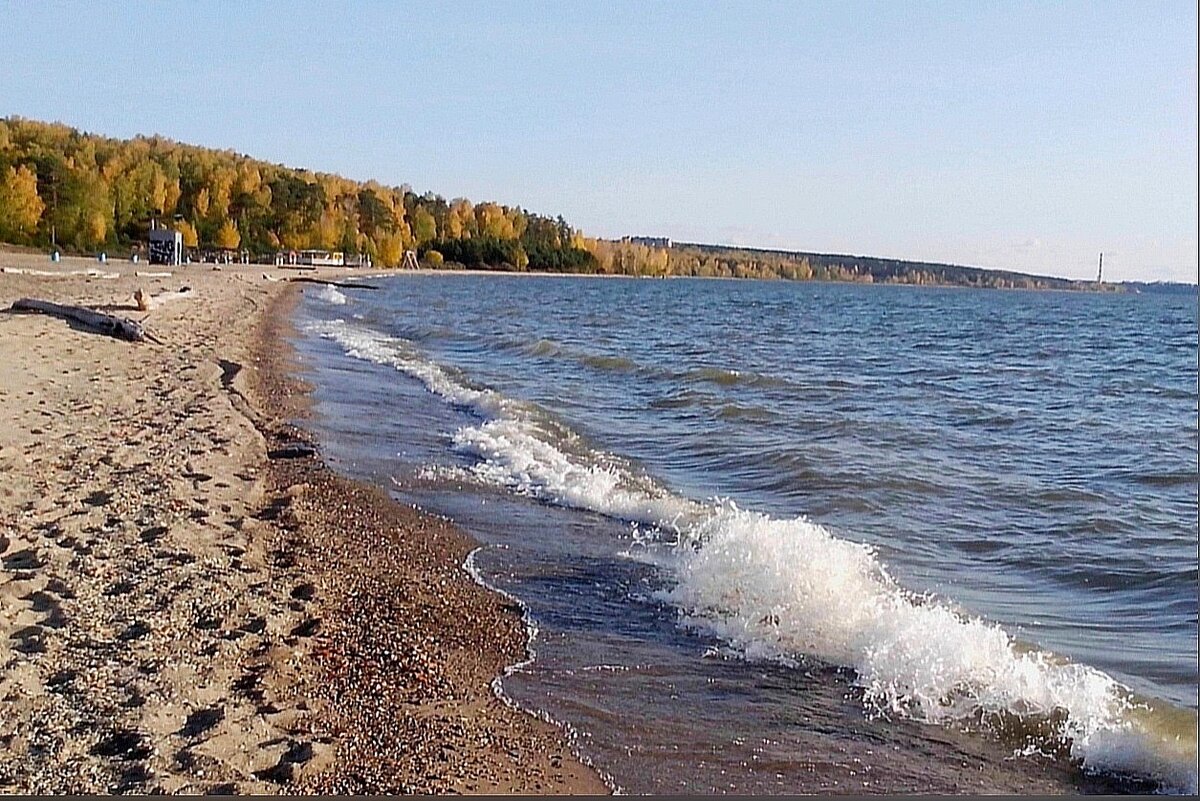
[{"xmin": 148, "ymin": 225, "xmax": 183, "ymax": 265}]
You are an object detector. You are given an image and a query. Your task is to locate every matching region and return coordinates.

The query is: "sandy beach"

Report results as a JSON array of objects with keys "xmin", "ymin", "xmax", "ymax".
[{"xmin": 0, "ymin": 251, "xmax": 607, "ymax": 794}]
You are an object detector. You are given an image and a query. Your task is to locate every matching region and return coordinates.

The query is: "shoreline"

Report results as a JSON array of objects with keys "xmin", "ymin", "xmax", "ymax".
[
  {"xmin": 322, "ymin": 264, "xmax": 1138, "ymax": 294},
  {"xmin": 247, "ymin": 278, "xmax": 609, "ymax": 794},
  {"xmin": 0, "ymin": 252, "xmax": 607, "ymax": 794}
]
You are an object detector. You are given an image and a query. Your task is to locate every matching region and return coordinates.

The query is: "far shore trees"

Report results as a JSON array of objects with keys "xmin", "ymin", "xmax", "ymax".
[{"xmin": 0, "ymin": 117, "xmax": 605, "ymax": 271}]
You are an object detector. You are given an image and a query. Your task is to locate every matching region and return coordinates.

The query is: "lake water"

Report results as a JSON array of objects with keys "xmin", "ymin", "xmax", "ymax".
[{"xmin": 293, "ymin": 274, "xmax": 1197, "ymax": 793}]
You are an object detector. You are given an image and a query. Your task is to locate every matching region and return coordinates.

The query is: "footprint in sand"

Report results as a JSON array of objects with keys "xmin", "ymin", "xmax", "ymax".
[
  {"xmin": 117, "ymin": 621, "xmax": 151, "ymax": 641},
  {"xmin": 25, "ymin": 589, "xmax": 68, "ymax": 628},
  {"xmin": 90, "ymin": 729, "xmax": 152, "ymax": 760},
  {"xmin": 252, "ymin": 739, "xmax": 316, "ymax": 785},
  {"xmin": 139, "ymin": 525, "xmax": 167, "ymax": 544},
  {"xmin": 45, "ymin": 669, "xmax": 80, "ymax": 698},
  {"xmin": 2, "ymin": 547, "xmax": 44, "ymax": 571},
  {"xmin": 288, "ymin": 618, "xmax": 320, "ymax": 638},
  {"xmin": 178, "ymin": 705, "xmax": 225, "ymax": 738},
  {"xmin": 113, "ymin": 763, "xmax": 152, "ymax": 794},
  {"xmin": 105, "ymin": 579, "xmax": 136, "ymax": 597},
  {"xmin": 83, "ymin": 490, "xmax": 112, "ymax": 507},
  {"xmin": 10, "ymin": 624, "xmax": 47, "ymax": 654}
]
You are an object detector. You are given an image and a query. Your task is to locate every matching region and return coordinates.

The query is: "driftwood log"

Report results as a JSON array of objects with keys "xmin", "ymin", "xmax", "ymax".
[
  {"xmin": 10, "ymin": 298, "xmax": 147, "ymax": 342},
  {"xmin": 286, "ymin": 276, "xmax": 380, "ymax": 291}
]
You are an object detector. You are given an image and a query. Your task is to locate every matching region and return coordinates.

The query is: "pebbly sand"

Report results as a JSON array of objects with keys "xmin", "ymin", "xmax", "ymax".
[{"xmin": 0, "ymin": 251, "xmax": 608, "ymax": 794}]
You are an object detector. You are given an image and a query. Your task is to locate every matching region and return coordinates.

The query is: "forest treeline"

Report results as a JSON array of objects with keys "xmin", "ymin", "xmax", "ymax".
[
  {"xmin": 664, "ymin": 243, "xmax": 1111, "ymax": 290},
  {"xmin": 1, "ymin": 117, "xmax": 1108, "ymax": 289},
  {"xmin": 0, "ymin": 117, "xmax": 613, "ymax": 271}
]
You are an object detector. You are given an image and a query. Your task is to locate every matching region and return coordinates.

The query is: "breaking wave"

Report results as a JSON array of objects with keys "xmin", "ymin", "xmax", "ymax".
[
  {"xmin": 311, "ymin": 284, "xmax": 348, "ymax": 305},
  {"xmin": 306, "ymin": 317, "xmax": 1198, "ymax": 794}
]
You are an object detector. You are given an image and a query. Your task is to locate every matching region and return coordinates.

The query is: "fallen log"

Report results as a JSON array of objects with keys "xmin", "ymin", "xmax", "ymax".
[
  {"xmin": 10, "ymin": 298, "xmax": 147, "ymax": 342},
  {"xmin": 1, "ymin": 267, "xmax": 120, "ymax": 279},
  {"xmin": 286, "ymin": 276, "xmax": 380, "ymax": 290}
]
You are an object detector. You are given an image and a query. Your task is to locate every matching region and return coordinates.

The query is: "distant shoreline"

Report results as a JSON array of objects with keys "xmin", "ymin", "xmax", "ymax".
[
  {"xmin": 355, "ymin": 264, "xmax": 1200, "ymax": 295},
  {"xmin": 3, "ymin": 242, "xmax": 1192, "ymax": 294}
]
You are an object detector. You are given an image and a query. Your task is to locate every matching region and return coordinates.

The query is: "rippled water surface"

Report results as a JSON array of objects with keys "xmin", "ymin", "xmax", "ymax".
[{"xmin": 294, "ymin": 275, "xmax": 1197, "ymax": 793}]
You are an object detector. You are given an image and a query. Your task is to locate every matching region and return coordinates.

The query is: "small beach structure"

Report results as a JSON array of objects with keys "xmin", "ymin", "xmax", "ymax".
[
  {"xmin": 148, "ymin": 222, "xmax": 183, "ymax": 265},
  {"xmin": 297, "ymin": 250, "xmax": 345, "ymax": 267},
  {"xmin": 273, "ymin": 250, "xmax": 345, "ymax": 267}
]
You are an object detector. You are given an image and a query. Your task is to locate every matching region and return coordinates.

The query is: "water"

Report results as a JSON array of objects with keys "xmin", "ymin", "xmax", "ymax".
[{"xmin": 292, "ymin": 275, "xmax": 1197, "ymax": 793}]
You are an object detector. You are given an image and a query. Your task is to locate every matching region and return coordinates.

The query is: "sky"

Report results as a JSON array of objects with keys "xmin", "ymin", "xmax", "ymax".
[{"xmin": 1, "ymin": 1, "xmax": 1195, "ymax": 283}]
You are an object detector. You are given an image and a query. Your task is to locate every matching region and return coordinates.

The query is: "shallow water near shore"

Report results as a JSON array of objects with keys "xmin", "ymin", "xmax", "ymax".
[{"xmin": 292, "ymin": 274, "xmax": 1197, "ymax": 793}]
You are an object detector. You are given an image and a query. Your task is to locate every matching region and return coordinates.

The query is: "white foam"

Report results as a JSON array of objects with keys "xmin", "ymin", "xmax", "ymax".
[
  {"xmin": 308, "ymin": 317, "xmax": 1198, "ymax": 794},
  {"xmin": 453, "ymin": 419, "xmax": 700, "ymax": 530},
  {"xmin": 307, "ymin": 318, "xmax": 507, "ymax": 414},
  {"xmin": 659, "ymin": 504, "xmax": 1196, "ymax": 792},
  {"xmin": 312, "ymin": 284, "xmax": 348, "ymax": 305}
]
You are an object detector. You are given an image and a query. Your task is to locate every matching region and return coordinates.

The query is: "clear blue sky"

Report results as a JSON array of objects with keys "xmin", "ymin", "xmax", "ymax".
[{"xmin": 2, "ymin": 1, "xmax": 1195, "ymax": 282}]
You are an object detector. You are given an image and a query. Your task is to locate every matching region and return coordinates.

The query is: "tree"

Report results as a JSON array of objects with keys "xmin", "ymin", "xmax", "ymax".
[
  {"xmin": 0, "ymin": 165, "xmax": 45, "ymax": 241},
  {"xmin": 447, "ymin": 197, "xmax": 474, "ymax": 239},
  {"xmin": 411, "ymin": 206, "xmax": 437, "ymax": 244},
  {"xmin": 52, "ymin": 169, "xmax": 111, "ymax": 250},
  {"xmin": 194, "ymin": 187, "xmax": 210, "ymax": 218},
  {"xmin": 176, "ymin": 219, "xmax": 199, "ymax": 248},
  {"xmin": 356, "ymin": 188, "xmax": 392, "ymax": 238},
  {"xmin": 215, "ymin": 218, "xmax": 240, "ymax": 249},
  {"xmin": 315, "ymin": 210, "xmax": 340, "ymax": 250},
  {"xmin": 376, "ymin": 231, "xmax": 404, "ymax": 267},
  {"xmin": 476, "ymin": 202, "xmax": 514, "ymax": 239}
]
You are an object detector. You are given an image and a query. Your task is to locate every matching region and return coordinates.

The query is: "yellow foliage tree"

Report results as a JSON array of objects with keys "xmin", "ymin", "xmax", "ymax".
[
  {"xmin": 235, "ymin": 163, "xmax": 261, "ymax": 196},
  {"xmin": 86, "ymin": 210, "xmax": 107, "ymax": 248},
  {"xmin": 315, "ymin": 210, "xmax": 340, "ymax": 250},
  {"xmin": 215, "ymin": 218, "xmax": 240, "ymax": 250},
  {"xmin": 376, "ymin": 231, "xmax": 404, "ymax": 267},
  {"xmin": 477, "ymin": 202, "xmax": 514, "ymax": 239},
  {"xmin": 194, "ymin": 187, "xmax": 210, "ymax": 218},
  {"xmin": 448, "ymin": 198, "xmax": 474, "ymax": 238},
  {"xmin": 0, "ymin": 165, "xmax": 45, "ymax": 240},
  {"xmin": 175, "ymin": 219, "xmax": 199, "ymax": 248},
  {"xmin": 411, "ymin": 206, "xmax": 437, "ymax": 245}
]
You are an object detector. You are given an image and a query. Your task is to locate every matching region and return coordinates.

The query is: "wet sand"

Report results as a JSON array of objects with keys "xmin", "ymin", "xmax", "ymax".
[{"xmin": 0, "ymin": 252, "xmax": 607, "ymax": 794}]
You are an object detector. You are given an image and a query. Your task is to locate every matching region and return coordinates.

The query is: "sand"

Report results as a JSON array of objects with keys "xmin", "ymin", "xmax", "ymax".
[{"xmin": 0, "ymin": 251, "xmax": 608, "ymax": 795}]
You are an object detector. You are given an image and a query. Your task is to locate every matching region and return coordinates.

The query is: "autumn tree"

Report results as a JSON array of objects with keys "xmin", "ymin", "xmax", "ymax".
[
  {"xmin": 175, "ymin": 219, "xmax": 199, "ymax": 248},
  {"xmin": 215, "ymin": 218, "xmax": 240, "ymax": 250},
  {"xmin": 0, "ymin": 165, "xmax": 45, "ymax": 241},
  {"xmin": 410, "ymin": 206, "xmax": 437, "ymax": 245},
  {"xmin": 376, "ymin": 230, "xmax": 404, "ymax": 267}
]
